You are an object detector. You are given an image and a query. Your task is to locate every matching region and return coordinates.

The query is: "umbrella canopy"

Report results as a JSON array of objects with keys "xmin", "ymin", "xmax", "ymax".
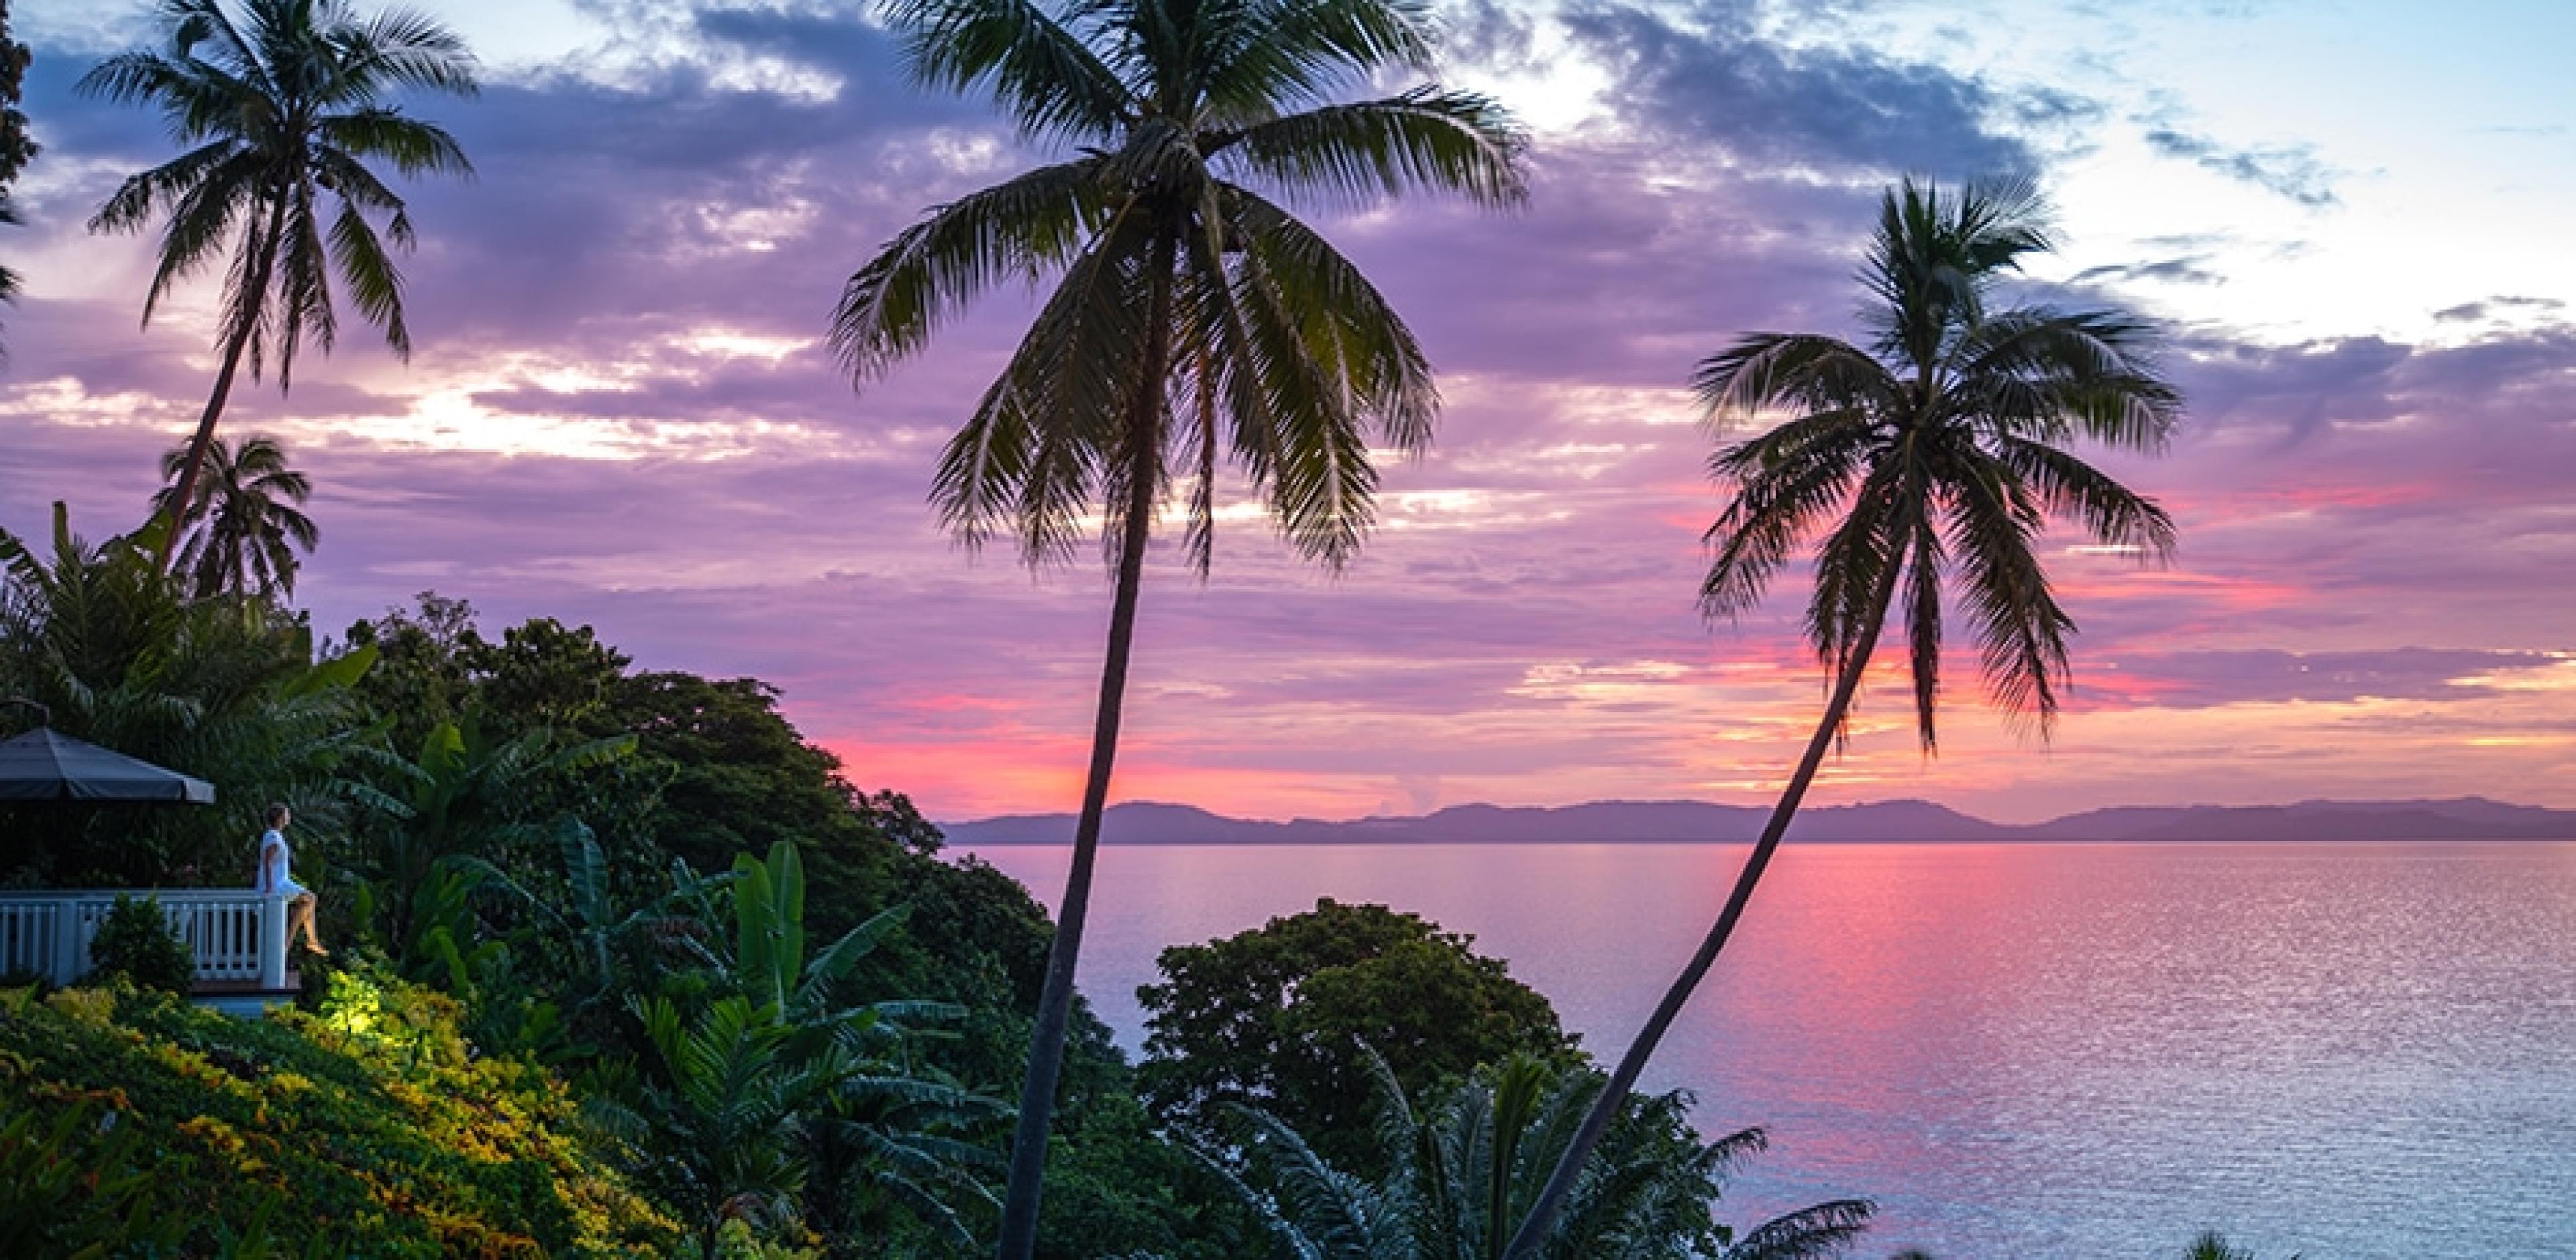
[{"xmin": 0, "ymin": 727, "xmax": 216, "ymax": 803}]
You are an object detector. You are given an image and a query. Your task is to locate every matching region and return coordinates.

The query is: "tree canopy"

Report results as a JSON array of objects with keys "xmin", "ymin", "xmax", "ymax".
[{"xmin": 1139, "ymin": 898, "xmax": 1578, "ymax": 1172}]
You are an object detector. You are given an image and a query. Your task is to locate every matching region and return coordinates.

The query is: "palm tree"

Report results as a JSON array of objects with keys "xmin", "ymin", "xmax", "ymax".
[
  {"xmin": 1200, "ymin": 1049, "xmax": 1874, "ymax": 1260},
  {"xmin": 78, "ymin": 0, "xmax": 475, "ymax": 568},
  {"xmin": 0, "ymin": 1, "xmax": 36, "ymax": 349},
  {"xmin": 582, "ymin": 842, "xmax": 992, "ymax": 1258},
  {"xmin": 1503, "ymin": 179, "xmax": 2183, "ymax": 1259},
  {"xmin": 148, "ymin": 434, "xmax": 319, "ymax": 599},
  {"xmin": 833, "ymin": 1, "xmax": 1526, "ymax": 1249},
  {"xmin": 349, "ymin": 711, "xmax": 636, "ymax": 955}
]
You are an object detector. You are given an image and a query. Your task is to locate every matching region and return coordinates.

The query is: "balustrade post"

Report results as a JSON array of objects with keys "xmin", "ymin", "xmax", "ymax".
[
  {"xmin": 259, "ymin": 894, "xmax": 289, "ymax": 990},
  {"xmin": 52, "ymin": 901, "xmax": 81, "ymax": 987}
]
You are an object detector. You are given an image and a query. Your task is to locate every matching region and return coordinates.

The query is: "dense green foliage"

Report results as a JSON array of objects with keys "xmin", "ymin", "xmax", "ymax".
[
  {"xmin": 1139, "ymin": 898, "xmax": 1578, "ymax": 1172},
  {"xmin": 1, "ymin": 536, "xmax": 1267, "ymax": 1255},
  {"xmin": 583, "ymin": 840, "xmax": 996, "ymax": 1258},
  {"xmin": 1200, "ymin": 1048, "xmax": 1872, "ymax": 1260},
  {"xmin": 87, "ymin": 895, "xmax": 196, "ymax": 994},
  {"xmin": 0, "ymin": 974, "xmax": 680, "ymax": 1255},
  {"xmin": 0, "ymin": 503, "xmax": 375, "ymax": 888}
]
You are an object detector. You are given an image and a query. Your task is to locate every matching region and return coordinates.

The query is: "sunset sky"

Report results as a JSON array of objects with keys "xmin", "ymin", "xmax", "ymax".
[{"xmin": 3, "ymin": 0, "xmax": 2570, "ymax": 824}]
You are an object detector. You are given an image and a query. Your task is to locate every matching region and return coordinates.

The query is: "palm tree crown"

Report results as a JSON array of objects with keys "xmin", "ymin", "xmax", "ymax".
[
  {"xmin": 1696, "ymin": 178, "xmax": 2180, "ymax": 746},
  {"xmin": 81, "ymin": 0, "xmax": 477, "ymax": 383},
  {"xmin": 835, "ymin": 0, "xmax": 1527, "ymax": 571},
  {"xmin": 149, "ymin": 434, "xmax": 317, "ymax": 600}
]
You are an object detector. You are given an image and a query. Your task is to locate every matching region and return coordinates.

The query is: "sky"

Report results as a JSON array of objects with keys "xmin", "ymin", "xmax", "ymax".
[{"xmin": 1, "ymin": 0, "xmax": 2571, "ymax": 825}]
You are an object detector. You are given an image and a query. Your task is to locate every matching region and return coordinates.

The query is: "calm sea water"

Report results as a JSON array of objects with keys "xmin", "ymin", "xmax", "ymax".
[{"xmin": 956, "ymin": 841, "xmax": 2576, "ymax": 1259}]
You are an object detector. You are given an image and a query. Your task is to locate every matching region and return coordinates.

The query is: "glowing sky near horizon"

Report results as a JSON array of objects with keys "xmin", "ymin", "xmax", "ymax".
[{"xmin": 2, "ymin": 0, "xmax": 2571, "ymax": 824}]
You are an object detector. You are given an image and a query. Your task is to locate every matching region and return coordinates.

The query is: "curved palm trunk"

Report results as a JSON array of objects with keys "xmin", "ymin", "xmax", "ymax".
[
  {"xmin": 1501, "ymin": 563, "xmax": 1903, "ymax": 1260},
  {"xmin": 994, "ymin": 232, "xmax": 1179, "ymax": 1259},
  {"xmin": 155, "ymin": 195, "xmax": 284, "ymax": 575}
]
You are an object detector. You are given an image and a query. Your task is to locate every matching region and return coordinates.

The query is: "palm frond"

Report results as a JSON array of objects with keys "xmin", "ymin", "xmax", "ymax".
[
  {"xmin": 1693, "ymin": 333, "xmax": 1902, "ymax": 424},
  {"xmin": 1900, "ymin": 510, "xmax": 1945, "ymax": 750},
  {"xmin": 1723, "ymin": 1199, "xmax": 1876, "ymax": 1260},
  {"xmin": 884, "ymin": 0, "xmax": 1132, "ymax": 142},
  {"xmin": 327, "ymin": 196, "xmax": 408, "ymax": 354},
  {"xmin": 1991, "ymin": 436, "xmax": 2176, "ymax": 559},
  {"xmin": 1220, "ymin": 87, "xmax": 1527, "ymax": 210},
  {"xmin": 333, "ymin": 6, "xmax": 480, "ymax": 99},
  {"xmin": 831, "ymin": 157, "xmax": 1104, "ymax": 382},
  {"xmin": 315, "ymin": 109, "xmax": 472, "ymax": 178},
  {"xmin": 1941, "ymin": 449, "xmax": 2072, "ymax": 735},
  {"xmin": 1700, "ymin": 415, "xmax": 1877, "ymax": 620},
  {"xmin": 926, "ymin": 219, "xmax": 1150, "ymax": 562}
]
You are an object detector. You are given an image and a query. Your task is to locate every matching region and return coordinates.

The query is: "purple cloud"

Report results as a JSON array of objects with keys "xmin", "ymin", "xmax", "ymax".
[{"xmin": 2, "ymin": 1, "xmax": 2570, "ymax": 823}]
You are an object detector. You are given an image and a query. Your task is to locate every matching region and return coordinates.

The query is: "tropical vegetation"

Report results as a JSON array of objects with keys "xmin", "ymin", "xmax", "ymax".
[
  {"xmin": 1197, "ymin": 1047, "xmax": 1873, "ymax": 1260},
  {"xmin": 0, "ymin": 971, "xmax": 681, "ymax": 1256},
  {"xmin": 1138, "ymin": 899, "xmax": 1577, "ymax": 1174}
]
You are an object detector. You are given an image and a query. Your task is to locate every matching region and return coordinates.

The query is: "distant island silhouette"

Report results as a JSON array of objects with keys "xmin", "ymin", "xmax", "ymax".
[{"xmin": 943, "ymin": 797, "xmax": 2576, "ymax": 846}]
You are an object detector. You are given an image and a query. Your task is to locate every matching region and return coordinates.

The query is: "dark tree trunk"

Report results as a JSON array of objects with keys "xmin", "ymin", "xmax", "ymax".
[
  {"xmin": 993, "ymin": 229, "xmax": 1179, "ymax": 1259},
  {"xmin": 1501, "ymin": 550, "xmax": 1906, "ymax": 1260},
  {"xmin": 155, "ymin": 194, "xmax": 284, "ymax": 575}
]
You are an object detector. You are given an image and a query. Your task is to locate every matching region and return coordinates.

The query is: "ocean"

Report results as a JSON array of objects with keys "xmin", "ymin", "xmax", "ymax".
[{"xmin": 957, "ymin": 840, "xmax": 2576, "ymax": 1259}]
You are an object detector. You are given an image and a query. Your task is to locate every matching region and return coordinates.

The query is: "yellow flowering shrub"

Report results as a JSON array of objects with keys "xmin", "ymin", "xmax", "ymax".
[
  {"xmin": 41, "ymin": 986, "xmax": 114, "ymax": 1027},
  {"xmin": 0, "ymin": 965, "xmax": 681, "ymax": 1255}
]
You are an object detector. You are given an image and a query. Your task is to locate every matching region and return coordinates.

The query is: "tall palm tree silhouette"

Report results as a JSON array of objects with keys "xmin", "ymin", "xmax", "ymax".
[
  {"xmin": 833, "ymin": 0, "xmax": 1527, "ymax": 1250},
  {"xmin": 1506, "ymin": 178, "xmax": 2184, "ymax": 1257},
  {"xmin": 80, "ymin": 0, "xmax": 475, "ymax": 568}
]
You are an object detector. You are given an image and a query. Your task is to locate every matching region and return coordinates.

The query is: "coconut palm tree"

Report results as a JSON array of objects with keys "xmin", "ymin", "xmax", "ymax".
[
  {"xmin": 148, "ymin": 434, "xmax": 319, "ymax": 599},
  {"xmin": 833, "ymin": 1, "xmax": 1526, "ymax": 1249},
  {"xmin": 1503, "ymin": 178, "xmax": 2183, "ymax": 1259},
  {"xmin": 0, "ymin": 1, "xmax": 36, "ymax": 347},
  {"xmin": 78, "ymin": 0, "xmax": 476, "ymax": 568}
]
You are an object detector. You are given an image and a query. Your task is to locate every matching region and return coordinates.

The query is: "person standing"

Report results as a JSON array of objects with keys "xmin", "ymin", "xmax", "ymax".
[{"xmin": 256, "ymin": 803, "xmax": 325, "ymax": 957}]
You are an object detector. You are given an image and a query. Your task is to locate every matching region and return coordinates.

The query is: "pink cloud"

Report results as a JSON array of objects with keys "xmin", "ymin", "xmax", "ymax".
[{"xmin": 3, "ymin": 4, "xmax": 2571, "ymax": 826}]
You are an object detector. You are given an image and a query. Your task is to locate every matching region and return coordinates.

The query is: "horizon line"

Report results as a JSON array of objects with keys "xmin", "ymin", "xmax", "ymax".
[{"xmin": 937, "ymin": 792, "xmax": 2563, "ymax": 829}]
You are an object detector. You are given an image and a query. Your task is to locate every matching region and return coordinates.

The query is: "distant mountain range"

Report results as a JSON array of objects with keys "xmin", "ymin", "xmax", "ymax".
[{"xmin": 941, "ymin": 797, "xmax": 2576, "ymax": 846}]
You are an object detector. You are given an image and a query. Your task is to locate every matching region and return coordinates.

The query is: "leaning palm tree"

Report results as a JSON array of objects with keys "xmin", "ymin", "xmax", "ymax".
[
  {"xmin": 149, "ymin": 434, "xmax": 319, "ymax": 599},
  {"xmin": 1503, "ymin": 178, "xmax": 2183, "ymax": 1259},
  {"xmin": 79, "ymin": 0, "xmax": 475, "ymax": 567},
  {"xmin": 833, "ymin": 1, "xmax": 1526, "ymax": 1249}
]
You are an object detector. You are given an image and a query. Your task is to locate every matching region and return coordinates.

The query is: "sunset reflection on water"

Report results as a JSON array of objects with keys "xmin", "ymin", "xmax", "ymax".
[{"xmin": 966, "ymin": 840, "xmax": 2576, "ymax": 1257}]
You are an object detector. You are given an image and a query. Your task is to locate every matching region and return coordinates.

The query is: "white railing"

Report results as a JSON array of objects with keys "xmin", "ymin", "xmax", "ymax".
[{"xmin": 0, "ymin": 890, "xmax": 288, "ymax": 990}]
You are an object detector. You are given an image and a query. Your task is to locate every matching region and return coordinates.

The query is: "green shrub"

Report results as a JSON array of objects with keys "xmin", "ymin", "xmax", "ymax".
[
  {"xmin": 0, "ymin": 966, "xmax": 682, "ymax": 1256},
  {"xmin": 87, "ymin": 895, "xmax": 195, "ymax": 994},
  {"xmin": 0, "ymin": 1100, "xmax": 189, "ymax": 1256}
]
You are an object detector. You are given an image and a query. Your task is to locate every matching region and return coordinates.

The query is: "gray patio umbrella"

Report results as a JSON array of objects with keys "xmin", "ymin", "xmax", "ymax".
[{"xmin": 0, "ymin": 726, "xmax": 216, "ymax": 803}]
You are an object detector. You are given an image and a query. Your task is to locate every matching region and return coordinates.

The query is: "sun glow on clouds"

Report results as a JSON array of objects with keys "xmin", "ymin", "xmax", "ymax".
[{"xmin": 5, "ymin": 0, "xmax": 2573, "ymax": 825}]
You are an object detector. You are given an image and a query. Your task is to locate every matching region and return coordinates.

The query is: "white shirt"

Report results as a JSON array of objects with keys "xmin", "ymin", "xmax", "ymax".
[{"xmin": 257, "ymin": 829, "xmax": 307, "ymax": 897}]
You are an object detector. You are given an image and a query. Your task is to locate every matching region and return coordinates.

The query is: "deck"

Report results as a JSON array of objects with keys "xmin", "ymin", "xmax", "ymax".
[{"xmin": 0, "ymin": 889, "xmax": 299, "ymax": 1008}]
